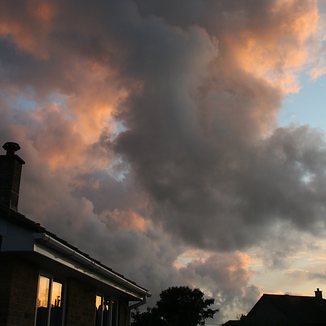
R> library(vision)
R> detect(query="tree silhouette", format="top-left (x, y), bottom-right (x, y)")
top-left (132, 286), bottom-right (218, 326)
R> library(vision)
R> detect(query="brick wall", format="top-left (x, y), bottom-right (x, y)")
top-left (118, 299), bottom-right (129, 326)
top-left (0, 254), bottom-right (133, 326)
top-left (0, 253), bottom-right (39, 326)
top-left (65, 279), bottom-right (96, 326)
top-left (0, 253), bottom-right (11, 325)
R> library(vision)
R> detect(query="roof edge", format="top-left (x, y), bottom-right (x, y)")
top-left (34, 232), bottom-right (151, 298)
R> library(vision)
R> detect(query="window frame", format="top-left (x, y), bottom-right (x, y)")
top-left (34, 272), bottom-right (66, 326)
top-left (95, 294), bottom-right (119, 326)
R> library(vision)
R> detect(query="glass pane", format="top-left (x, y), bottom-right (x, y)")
top-left (95, 295), bottom-right (103, 326)
top-left (36, 276), bottom-right (50, 326)
top-left (50, 281), bottom-right (63, 326)
top-left (103, 298), bottom-right (110, 326)
top-left (112, 300), bottom-right (118, 326)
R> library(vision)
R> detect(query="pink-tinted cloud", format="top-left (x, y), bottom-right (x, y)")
top-left (0, 1), bottom-right (56, 58)
top-left (178, 252), bottom-right (260, 322)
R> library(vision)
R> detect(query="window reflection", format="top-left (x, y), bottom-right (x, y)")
top-left (96, 295), bottom-right (103, 326)
top-left (36, 276), bottom-right (63, 326)
top-left (50, 280), bottom-right (63, 326)
top-left (95, 296), bottom-right (118, 326)
top-left (103, 297), bottom-right (110, 326)
top-left (36, 276), bottom-right (50, 326)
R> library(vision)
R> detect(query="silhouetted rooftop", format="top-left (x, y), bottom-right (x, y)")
top-left (248, 293), bottom-right (326, 324)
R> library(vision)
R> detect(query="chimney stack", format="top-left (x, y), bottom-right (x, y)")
top-left (0, 142), bottom-right (25, 211)
top-left (315, 288), bottom-right (323, 300)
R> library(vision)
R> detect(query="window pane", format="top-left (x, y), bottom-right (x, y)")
top-left (112, 300), bottom-right (118, 326)
top-left (50, 281), bottom-right (63, 326)
top-left (103, 298), bottom-right (110, 326)
top-left (95, 295), bottom-right (103, 326)
top-left (36, 276), bottom-right (50, 326)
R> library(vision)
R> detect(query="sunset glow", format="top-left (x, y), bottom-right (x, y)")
top-left (1, 1), bottom-right (326, 324)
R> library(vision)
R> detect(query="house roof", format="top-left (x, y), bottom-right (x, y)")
top-left (222, 320), bottom-right (241, 325)
top-left (0, 202), bottom-right (151, 301)
top-left (247, 293), bottom-right (326, 324)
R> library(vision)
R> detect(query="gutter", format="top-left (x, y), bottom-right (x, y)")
top-left (34, 232), bottom-right (151, 299)
top-left (127, 295), bottom-right (148, 326)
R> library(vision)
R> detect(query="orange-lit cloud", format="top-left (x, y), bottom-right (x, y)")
top-left (218, 0), bottom-right (318, 93)
top-left (107, 209), bottom-right (152, 232)
top-left (0, 1), bottom-right (56, 58)
top-left (174, 249), bottom-right (212, 269)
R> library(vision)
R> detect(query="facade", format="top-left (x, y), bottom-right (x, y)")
top-left (0, 142), bottom-right (151, 326)
top-left (222, 289), bottom-right (326, 326)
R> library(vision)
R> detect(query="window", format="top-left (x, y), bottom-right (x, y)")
top-left (35, 275), bottom-right (64, 326)
top-left (95, 295), bottom-right (118, 326)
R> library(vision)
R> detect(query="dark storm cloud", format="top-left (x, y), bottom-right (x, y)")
top-left (110, 0), bottom-right (323, 251)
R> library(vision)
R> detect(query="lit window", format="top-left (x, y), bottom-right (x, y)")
top-left (96, 295), bottom-right (103, 326)
top-left (95, 295), bottom-right (118, 326)
top-left (35, 275), bottom-right (64, 326)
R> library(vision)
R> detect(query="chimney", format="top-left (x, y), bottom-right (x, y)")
top-left (0, 142), bottom-right (25, 211)
top-left (315, 288), bottom-right (323, 300)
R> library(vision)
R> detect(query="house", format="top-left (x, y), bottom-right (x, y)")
top-left (222, 289), bottom-right (326, 326)
top-left (222, 321), bottom-right (242, 326)
top-left (0, 142), bottom-right (151, 326)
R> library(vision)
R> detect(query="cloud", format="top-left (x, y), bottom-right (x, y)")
top-left (135, 0), bottom-right (319, 91)
top-left (0, 0), bottom-right (325, 319)
top-left (178, 251), bottom-right (260, 322)
top-left (0, 1), bottom-right (55, 58)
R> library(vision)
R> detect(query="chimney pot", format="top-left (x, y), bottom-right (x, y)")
top-left (3, 142), bottom-right (21, 156)
top-left (315, 288), bottom-right (323, 300)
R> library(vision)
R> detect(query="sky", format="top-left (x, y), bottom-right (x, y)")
top-left (1, 0), bottom-right (326, 324)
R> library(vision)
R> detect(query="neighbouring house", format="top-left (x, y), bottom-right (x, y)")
top-left (222, 321), bottom-right (242, 326)
top-left (0, 142), bottom-right (151, 326)
top-left (222, 289), bottom-right (326, 326)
